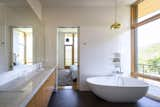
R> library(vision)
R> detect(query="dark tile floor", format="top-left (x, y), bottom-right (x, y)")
top-left (48, 89), bottom-right (160, 107)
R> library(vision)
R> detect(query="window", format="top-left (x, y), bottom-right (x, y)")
top-left (64, 33), bottom-right (78, 68)
top-left (131, 0), bottom-right (160, 81)
top-left (64, 33), bottom-right (73, 67)
top-left (12, 28), bottom-right (33, 68)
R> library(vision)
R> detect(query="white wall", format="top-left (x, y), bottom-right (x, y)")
top-left (43, 6), bottom-right (131, 90)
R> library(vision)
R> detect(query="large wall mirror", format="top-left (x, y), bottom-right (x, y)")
top-left (0, 0), bottom-right (45, 71)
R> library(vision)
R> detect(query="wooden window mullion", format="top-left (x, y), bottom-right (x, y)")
top-left (131, 1), bottom-right (160, 81)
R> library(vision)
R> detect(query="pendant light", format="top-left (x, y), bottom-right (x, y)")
top-left (110, 0), bottom-right (121, 30)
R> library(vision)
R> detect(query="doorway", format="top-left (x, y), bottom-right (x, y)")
top-left (57, 27), bottom-right (79, 89)
top-left (11, 27), bottom-right (33, 70)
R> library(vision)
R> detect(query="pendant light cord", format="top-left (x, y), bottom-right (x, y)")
top-left (110, 0), bottom-right (121, 29)
top-left (115, 0), bottom-right (117, 23)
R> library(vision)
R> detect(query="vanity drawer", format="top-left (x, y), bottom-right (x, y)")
top-left (27, 71), bottom-right (56, 107)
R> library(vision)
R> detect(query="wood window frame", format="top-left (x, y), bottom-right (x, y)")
top-left (131, 0), bottom-right (160, 81)
top-left (64, 33), bottom-right (75, 69)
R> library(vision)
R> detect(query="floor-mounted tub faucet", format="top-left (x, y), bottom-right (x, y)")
top-left (112, 52), bottom-right (123, 75)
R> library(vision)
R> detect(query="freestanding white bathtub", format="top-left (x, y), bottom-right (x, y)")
top-left (86, 76), bottom-right (149, 102)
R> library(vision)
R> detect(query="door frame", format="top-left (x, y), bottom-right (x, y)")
top-left (57, 27), bottom-right (80, 89)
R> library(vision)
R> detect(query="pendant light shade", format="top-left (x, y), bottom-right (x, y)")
top-left (110, 0), bottom-right (122, 30)
top-left (111, 22), bottom-right (121, 30)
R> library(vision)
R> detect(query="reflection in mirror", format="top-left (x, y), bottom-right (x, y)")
top-left (0, 0), bottom-right (44, 72)
top-left (12, 27), bottom-right (33, 70)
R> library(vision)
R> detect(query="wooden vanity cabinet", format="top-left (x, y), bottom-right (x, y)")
top-left (27, 71), bottom-right (56, 107)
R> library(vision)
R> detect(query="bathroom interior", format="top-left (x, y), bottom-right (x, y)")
top-left (0, 0), bottom-right (160, 107)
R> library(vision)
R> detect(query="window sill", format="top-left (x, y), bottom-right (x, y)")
top-left (137, 77), bottom-right (160, 101)
top-left (146, 84), bottom-right (160, 101)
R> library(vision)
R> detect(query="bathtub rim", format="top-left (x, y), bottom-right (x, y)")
top-left (86, 76), bottom-right (149, 88)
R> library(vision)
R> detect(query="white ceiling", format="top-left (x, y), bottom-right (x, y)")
top-left (40, 0), bottom-right (136, 8)
top-left (0, 0), bottom-right (29, 8)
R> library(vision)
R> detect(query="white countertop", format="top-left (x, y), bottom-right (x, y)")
top-left (0, 67), bottom-right (56, 107)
